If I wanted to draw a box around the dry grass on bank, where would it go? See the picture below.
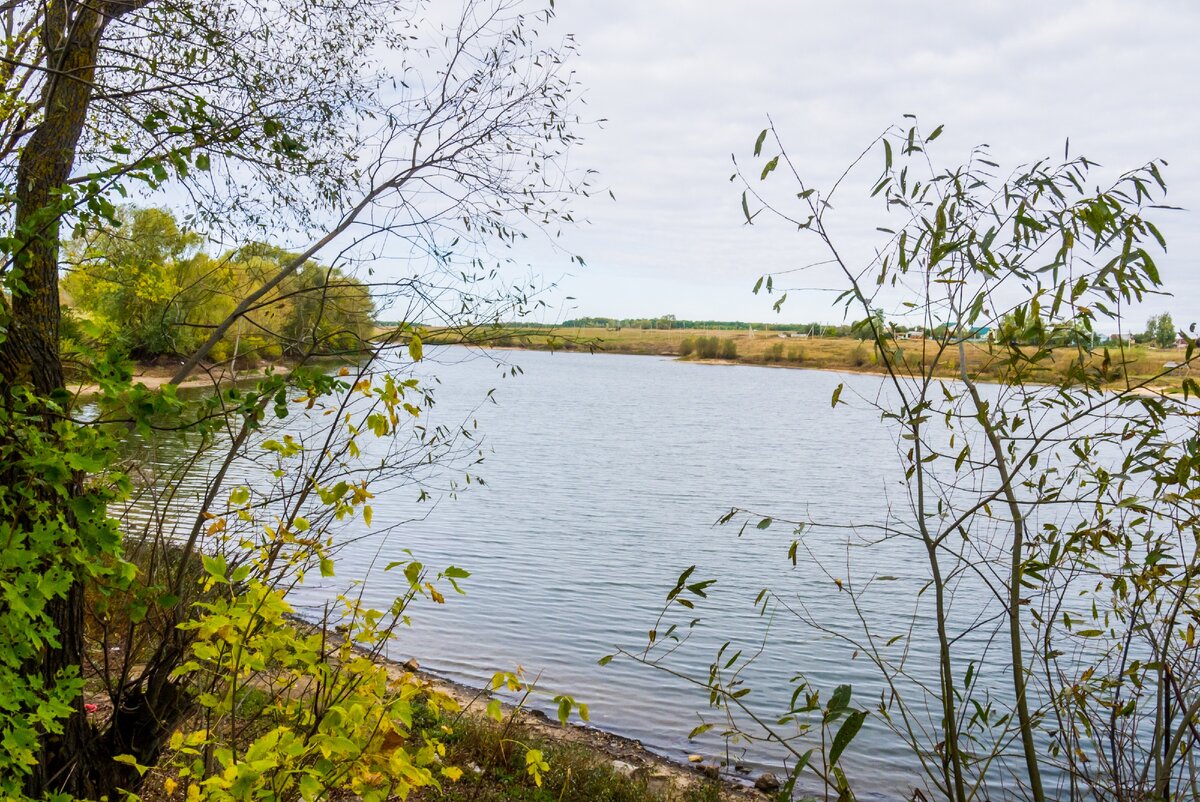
[421,326,1193,390]
[413,706,730,802]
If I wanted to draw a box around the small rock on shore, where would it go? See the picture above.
[754,772,781,793]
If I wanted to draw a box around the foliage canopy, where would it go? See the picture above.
[0,0,590,799]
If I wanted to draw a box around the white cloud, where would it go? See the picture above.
[526,0,1200,327]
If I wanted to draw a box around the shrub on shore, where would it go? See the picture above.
[421,699,726,802]
[694,336,719,359]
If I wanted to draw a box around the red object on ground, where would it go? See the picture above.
[84,703,98,714]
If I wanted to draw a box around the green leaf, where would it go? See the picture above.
[829,709,866,765]
[927,124,944,142]
[831,383,844,407]
[754,128,768,157]
[760,156,779,180]
[113,754,150,776]
[202,555,228,584]
[128,599,148,624]
[486,699,503,722]
[64,452,106,472]
[828,684,852,713]
[408,333,424,362]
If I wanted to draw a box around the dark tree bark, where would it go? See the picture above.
[6,3,106,794]
[0,1,102,392]
[0,2,157,797]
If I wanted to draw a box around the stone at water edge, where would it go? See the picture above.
[734,762,752,774]
[611,760,636,778]
[755,772,781,793]
[697,764,720,780]
[687,754,704,763]
[401,657,419,672]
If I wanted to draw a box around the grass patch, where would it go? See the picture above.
[416,701,728,802]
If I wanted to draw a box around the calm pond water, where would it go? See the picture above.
[123,348,1047,799]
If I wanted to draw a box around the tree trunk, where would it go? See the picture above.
[0,4,142,797]
[0,1,108,392]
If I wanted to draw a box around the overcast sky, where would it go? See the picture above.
[524,1,1199,328]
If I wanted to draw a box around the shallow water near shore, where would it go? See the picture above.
[123,347,1062,800]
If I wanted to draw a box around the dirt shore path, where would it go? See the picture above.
[71,363,291,400]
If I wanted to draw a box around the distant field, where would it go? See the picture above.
[413,326,1195,391]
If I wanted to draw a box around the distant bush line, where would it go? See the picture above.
[679,336,737,360]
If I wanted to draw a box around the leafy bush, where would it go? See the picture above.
[257,341,283,361]
[64,208,376,363]
[694,336,720,359]
[206,340,230,363]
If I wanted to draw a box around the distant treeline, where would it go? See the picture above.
[403,314,1184,350]
[559,315,841,333]
[548,314,1174,347]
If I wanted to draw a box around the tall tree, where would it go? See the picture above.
[63,206,220,357]
[1150,312,1177,348]
[0,1,587,797]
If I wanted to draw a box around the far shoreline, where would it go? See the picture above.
[436,333,1193,397]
